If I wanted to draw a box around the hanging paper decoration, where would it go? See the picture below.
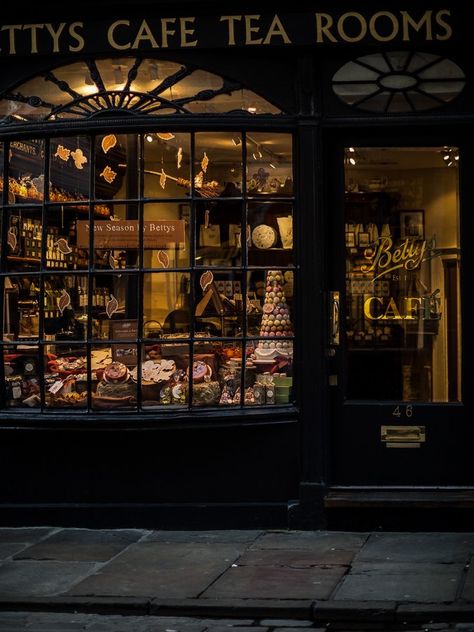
[177,147,183,169]
[201,152,209,173]
[109,252,118,269]
[100,166,117,183]
[54,238,72,255]
[58,290,71,315]
[138,167,220,198]
[7,228,17,252]
[194,170,204,189]
[54,145,71,161]
[106,294,119,318]
[101,134,117,154]
[157,133,175,141]
[200,270,214,293]
[157,250,170,268]
[70,148,88,170]
[159,169,167,189]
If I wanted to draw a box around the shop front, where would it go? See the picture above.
[0,2,472,528]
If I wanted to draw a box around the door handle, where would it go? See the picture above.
[329,291,340,346]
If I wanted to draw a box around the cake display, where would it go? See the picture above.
[254,269,294,366]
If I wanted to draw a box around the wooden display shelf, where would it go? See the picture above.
[7,255,40,264]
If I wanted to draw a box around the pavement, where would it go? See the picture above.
[2,528,474,630]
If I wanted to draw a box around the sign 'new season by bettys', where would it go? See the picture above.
[76,219,185,249]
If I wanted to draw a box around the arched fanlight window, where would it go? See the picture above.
[0,57,282,125]
[332,51,466,114]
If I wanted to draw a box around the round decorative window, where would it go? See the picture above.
[332,51,466,114]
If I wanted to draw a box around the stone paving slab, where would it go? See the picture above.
[202,565,347,600]
[334,562,463,602]
[460,562,474,602]
[14,528,147,562]
[67,542,244,598]
[355,533,474,564]
[0,542,30,560]
[0,528,55,543]
[238,548,355,567]
[143,531,263,544]
[249,532,368,553]
[0,560,100,597]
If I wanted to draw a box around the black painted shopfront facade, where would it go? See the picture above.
[0,1,473,529]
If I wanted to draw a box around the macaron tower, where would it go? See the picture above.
[255,269,293,362]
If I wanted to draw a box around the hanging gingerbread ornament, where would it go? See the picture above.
[70,148,88,170]
[54,145,71,162]
[101,134,117,154]
[100,166,117,183]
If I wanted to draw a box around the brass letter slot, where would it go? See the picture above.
[381,425,426,448]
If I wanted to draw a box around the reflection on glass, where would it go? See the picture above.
[5,208,42,271]
[246,133,293,196]
[3,276,40,341]
[143,203,189,269]
[143,272,191,336]
[143,132,191,199]
[44,343,88,409]
[95,134,139,200]
[8,139,45,203]
[50,137,90,202]
[196,200,242,266]
[344,147,461,402]
[247,202,293,266]
[195,132,242,197]
[91,273,137,340]
[91,343,137,411]
[140,343,190,409]
[3,345,41,409]
[43,275,88,341]
[194,271,244,337]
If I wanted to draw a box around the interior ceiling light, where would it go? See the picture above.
[344,147,360,166]
[231,137,241,146]
[441,146,459,167]
[145,134,154,143]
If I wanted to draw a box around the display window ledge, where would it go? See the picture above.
[0,404,299,431]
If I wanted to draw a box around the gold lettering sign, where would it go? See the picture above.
[364,294,441,321]
[361,237,427,281]
[76,219,185,249]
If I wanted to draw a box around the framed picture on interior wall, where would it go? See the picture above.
[400,210,424,239]
[345,231,356,247]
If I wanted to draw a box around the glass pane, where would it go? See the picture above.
[3,344,41,409]
[45,205,89,270]
[8,139,45,204]
[246,269,295,337]
[194,271,244,337]
[43,275,88,341]
[50,136,90,202]
[246,133,293,196]
[140,342,190,409]
[191,341,225,407]
[85,204,139,270]
[4,208,42,271]
[45,343,88,409]
[3,276,40,341]
[344,147,461,402]
[143,132,191,199]
[95,134,139,200]
[143,272,191,336]
[90,273,138,340]
[194,132,242,197]
[245,340,294,407]
[196,200,242,266]
[247,202,293,267]
[91,343,137,411]
[143,203,189,269]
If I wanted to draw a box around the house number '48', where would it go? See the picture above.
[392,405,413,418]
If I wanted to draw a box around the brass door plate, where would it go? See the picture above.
[381,425,426,448]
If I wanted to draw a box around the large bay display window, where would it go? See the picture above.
[0,60,294,413]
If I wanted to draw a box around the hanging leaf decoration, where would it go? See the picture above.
[7,228,17,252]
[54,145,71,161]
[55,238,72,255]
[157,250,170,268]
[194,170,204,189]
[70,148,88,170]
[106,294,119,318]
[200,270,214,293]
[100,166,117,183]
[109,251,118,269]
[101,134,117,154]
[157,133,175,141]
[177,147,183,169]
[201,151,209,173]
[58,290,71,315]
[159,169,167,189]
